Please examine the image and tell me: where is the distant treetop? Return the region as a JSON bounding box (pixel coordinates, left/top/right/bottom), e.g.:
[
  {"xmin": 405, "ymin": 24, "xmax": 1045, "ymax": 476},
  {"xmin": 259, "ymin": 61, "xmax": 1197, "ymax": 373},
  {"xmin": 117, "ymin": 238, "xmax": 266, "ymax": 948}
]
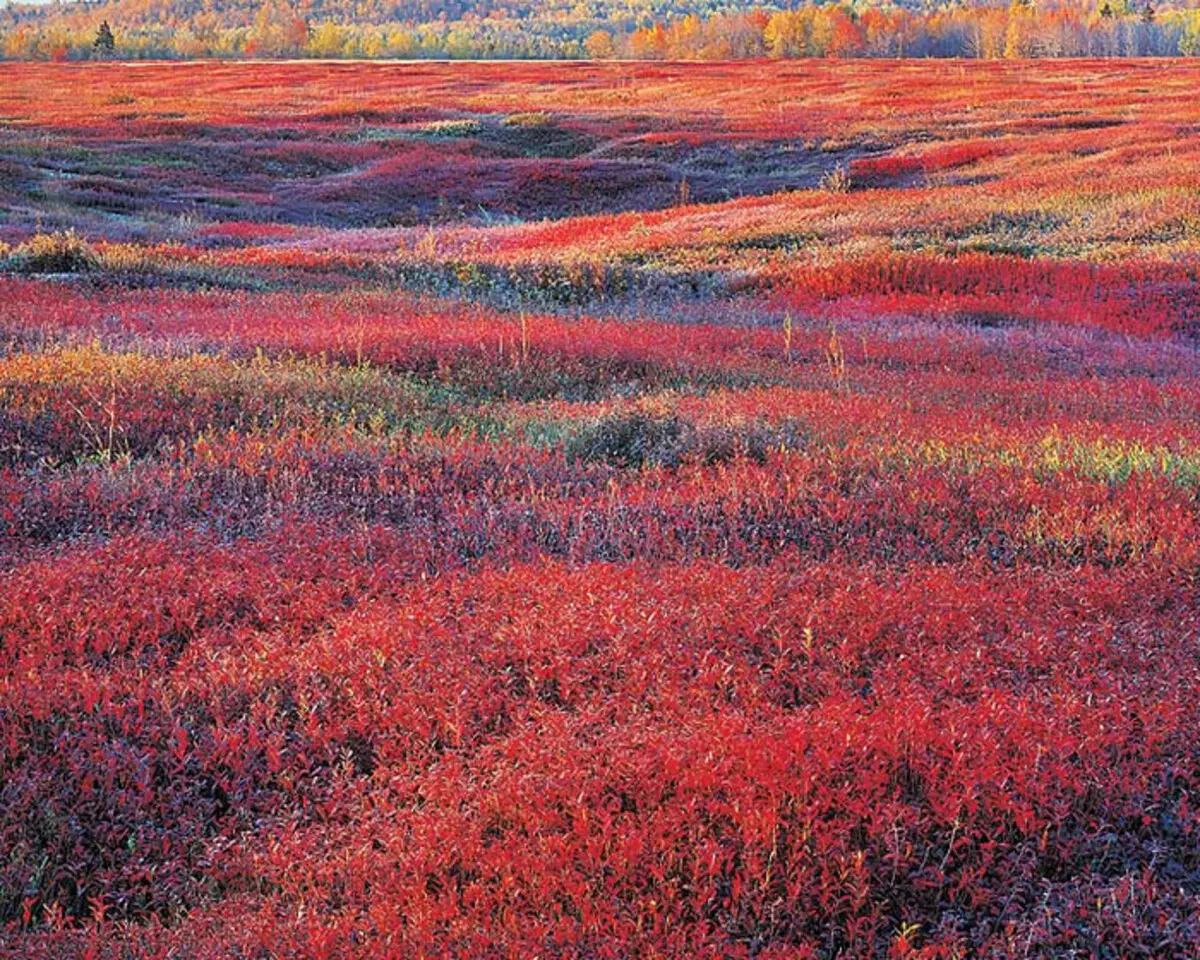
[{"xmin": 3, "ymin": 0, "xmax": 1200, "ymax": 60}]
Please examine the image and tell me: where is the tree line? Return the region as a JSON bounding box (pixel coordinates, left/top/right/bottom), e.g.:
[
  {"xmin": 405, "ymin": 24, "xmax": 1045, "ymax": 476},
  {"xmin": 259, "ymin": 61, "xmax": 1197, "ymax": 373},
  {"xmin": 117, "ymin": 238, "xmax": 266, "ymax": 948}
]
[{"xmin": 4, "ymin": 0, "xmax": 1200, "ymax": 61}]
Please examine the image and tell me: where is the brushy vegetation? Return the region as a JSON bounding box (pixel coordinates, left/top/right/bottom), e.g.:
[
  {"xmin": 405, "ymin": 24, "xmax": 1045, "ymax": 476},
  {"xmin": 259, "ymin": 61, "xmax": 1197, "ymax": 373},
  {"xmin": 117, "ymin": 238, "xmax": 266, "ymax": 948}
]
[
  {"xmin": 2, "ymin": 229, "xmax": 99, "ymax": 273},
  {"xmin": 566, "ymin": 413, "xmax": 777, "ymax": 468},
  {"xmin": 0, "ymin": 61, "xmax": 1199, "ymax": 960}
]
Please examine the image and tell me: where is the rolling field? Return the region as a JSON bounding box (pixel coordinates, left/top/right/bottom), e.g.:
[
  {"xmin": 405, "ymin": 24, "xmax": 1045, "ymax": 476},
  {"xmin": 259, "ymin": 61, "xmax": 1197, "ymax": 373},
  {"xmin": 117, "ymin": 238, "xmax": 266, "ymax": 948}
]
[{"xmin": 1, "ymin": 60, "xmax": 1200, "ymax": 958}]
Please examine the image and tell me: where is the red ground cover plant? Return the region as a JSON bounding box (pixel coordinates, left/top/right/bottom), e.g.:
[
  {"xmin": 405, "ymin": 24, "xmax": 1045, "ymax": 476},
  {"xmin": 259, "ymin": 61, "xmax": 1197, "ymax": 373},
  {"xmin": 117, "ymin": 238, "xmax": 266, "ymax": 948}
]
[{"xmin": 0, "ymin": 61, "xmax": 1198, "ymax": 958}]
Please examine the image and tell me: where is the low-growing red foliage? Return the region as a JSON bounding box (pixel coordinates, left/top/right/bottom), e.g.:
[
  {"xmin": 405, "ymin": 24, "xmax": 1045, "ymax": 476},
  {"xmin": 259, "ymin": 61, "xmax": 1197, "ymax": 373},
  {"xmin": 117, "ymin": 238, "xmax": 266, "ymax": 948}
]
[{"xmin": 1, "ymin": 61, "xmax": 1198, "ymax": 959}]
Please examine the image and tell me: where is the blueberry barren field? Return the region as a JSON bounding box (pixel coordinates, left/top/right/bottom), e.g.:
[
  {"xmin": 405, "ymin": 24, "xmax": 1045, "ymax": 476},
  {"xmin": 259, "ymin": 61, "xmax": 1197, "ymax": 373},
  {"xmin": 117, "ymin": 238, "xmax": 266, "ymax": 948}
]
[{"xmin": 1, "ymin": 60, "xmax": 1200, "ymax": 958}]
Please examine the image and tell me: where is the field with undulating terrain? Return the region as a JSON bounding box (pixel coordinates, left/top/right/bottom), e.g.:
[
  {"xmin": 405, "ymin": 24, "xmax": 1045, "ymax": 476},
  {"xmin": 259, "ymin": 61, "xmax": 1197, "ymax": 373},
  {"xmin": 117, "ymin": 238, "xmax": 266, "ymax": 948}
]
[{"xmin": 1, "ymin": 60, "xmax": 1200, "ymax": 958}]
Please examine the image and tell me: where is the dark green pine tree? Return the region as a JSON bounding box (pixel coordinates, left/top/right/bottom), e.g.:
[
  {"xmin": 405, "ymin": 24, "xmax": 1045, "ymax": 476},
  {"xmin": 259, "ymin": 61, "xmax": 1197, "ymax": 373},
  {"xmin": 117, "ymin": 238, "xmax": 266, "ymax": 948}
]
[{"xmin": 93, "ymin": 20, "xmax": 116, "ymax": 56}]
